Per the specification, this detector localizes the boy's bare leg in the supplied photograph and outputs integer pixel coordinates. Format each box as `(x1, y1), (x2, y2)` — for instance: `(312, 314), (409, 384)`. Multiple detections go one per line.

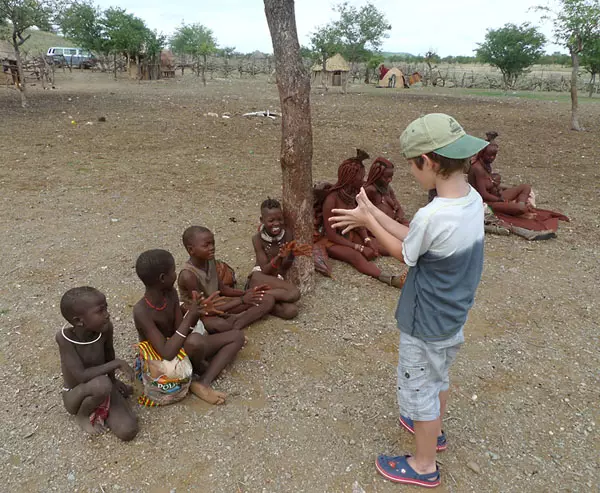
(248, 272), (300, 303)
(203, 315), (235, 333)
(271, 302), (299, 320)
(229, 294), (276, 330)
(408, 420), (439, 475)
(105, 385), (138, 442)
(63, 375), (112, 435)
(187, 331), (244, 405)
(438, 389), (449, 436)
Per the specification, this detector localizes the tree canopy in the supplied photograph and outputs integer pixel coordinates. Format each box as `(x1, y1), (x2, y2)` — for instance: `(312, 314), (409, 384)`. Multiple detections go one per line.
(170, 22), (218, 84)
(476, 23), (546, 89)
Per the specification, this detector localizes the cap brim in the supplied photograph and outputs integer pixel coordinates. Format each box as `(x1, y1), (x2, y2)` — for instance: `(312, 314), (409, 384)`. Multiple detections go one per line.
(434, 134), (489, 159)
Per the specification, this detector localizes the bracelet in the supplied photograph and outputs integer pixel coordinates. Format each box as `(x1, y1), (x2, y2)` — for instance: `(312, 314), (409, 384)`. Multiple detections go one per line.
(175, 330), (188, 338)
(363, 237), (371, 244)
(270, 257), (278, 268)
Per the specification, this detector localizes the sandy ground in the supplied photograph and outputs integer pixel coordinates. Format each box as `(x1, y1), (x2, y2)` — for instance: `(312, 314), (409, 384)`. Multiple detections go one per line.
(0, 72), (599, 492)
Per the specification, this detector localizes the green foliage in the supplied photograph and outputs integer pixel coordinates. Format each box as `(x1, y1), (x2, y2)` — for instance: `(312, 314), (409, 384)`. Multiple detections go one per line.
(333, 1), (390, 64)
(476, 23), (546, 89)
(537, 0), (600, 55)
(538, 51), (572, 65)
(581, 37), (600, 74)
(57, 2), (164, 57)
(0, 0), (54, 45)
(170, 22), (217, 58)
(309, 23), (342, 64)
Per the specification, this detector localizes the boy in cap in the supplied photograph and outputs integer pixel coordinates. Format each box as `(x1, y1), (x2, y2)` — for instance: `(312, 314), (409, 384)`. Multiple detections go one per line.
(330, 114), (488, 487)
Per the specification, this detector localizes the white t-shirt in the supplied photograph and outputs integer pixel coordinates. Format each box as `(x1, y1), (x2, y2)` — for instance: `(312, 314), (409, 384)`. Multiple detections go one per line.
(395, 186), (485, 341)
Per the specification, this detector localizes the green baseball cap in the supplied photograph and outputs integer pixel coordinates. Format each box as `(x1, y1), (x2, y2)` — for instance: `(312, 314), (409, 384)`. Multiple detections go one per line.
(400, 113), (488, 159)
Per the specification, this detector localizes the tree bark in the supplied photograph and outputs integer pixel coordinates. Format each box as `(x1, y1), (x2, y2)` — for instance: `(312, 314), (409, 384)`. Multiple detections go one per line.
(11, 34), (27, 108)
(202, 54), (207, 86)
(113, 52), (117, 80)
(264, 0), (314, 294)
(570, 50), (582, 131)
(589, 73), (596, 98)
(321, 53), (328, 92)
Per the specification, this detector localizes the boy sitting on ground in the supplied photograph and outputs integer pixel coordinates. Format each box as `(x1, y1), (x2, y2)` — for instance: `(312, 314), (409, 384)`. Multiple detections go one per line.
(178, 226), (275, 332)
(133, 249), (244, 405)
(247, 198), (311, 320)
(57, 286), (138, 440)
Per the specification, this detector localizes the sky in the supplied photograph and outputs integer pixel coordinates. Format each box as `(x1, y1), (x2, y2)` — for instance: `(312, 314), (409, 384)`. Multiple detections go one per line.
(92, 0), (564, 56)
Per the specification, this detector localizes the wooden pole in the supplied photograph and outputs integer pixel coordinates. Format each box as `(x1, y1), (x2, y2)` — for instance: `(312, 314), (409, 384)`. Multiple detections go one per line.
(264, 0), (315, 293)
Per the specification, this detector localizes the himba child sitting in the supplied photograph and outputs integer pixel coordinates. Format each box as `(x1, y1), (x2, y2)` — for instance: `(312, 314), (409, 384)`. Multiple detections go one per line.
(247, 198), (311, 320)
(316, 149), (406, 288)
(331, 113), (488, 488)
(178, 226), (275, 332)
(57, 287), (138, 440)
(133, 249), (244, 405)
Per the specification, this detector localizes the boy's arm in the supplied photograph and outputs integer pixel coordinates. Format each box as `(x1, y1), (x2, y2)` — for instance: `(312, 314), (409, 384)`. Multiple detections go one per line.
(133, 303), (195, 361)
(56, 332), (124, 384)
(279, 230), (295, 273)
(361, 197), (410, 241)
(103, 324), (117, 382)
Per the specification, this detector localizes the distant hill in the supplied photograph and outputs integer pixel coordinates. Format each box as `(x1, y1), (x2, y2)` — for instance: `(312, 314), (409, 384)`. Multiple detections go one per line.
(0, 29), (75, 56)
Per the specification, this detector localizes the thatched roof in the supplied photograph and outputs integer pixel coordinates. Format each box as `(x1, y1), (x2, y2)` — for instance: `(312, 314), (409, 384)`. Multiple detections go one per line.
(0, 40), (16, 62)
(312, 53), (350, 72)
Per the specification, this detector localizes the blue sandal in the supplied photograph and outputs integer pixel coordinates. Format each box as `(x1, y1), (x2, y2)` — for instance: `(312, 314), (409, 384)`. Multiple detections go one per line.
(399, 415), (447, 452)
(376, 454), (441, 487)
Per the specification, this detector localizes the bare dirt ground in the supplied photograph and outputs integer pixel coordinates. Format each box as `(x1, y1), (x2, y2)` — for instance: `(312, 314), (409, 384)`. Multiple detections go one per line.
(0, 73), (599, 492)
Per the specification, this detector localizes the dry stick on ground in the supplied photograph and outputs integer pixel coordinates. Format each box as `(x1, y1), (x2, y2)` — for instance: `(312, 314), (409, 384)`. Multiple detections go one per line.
(264, 0), (315, 294)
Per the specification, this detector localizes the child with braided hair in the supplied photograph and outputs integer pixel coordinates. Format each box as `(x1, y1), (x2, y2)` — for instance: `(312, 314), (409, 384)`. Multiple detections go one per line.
(247, 198), (311, 320)
(317, 150), (406, 288)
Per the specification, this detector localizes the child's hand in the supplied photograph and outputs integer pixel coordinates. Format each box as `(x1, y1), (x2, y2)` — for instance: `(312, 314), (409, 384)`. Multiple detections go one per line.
(362, 246), (377, 260)
(116, 359), (135, 381)
(198, 291), (226, 316)
(278, 241), (295, 258)
(115, 380), (133, 398)
(242, 286), (269, 306)
(291, 242), (313, 257)
(330, 188), (374, 234)
(368, 239), (380, 257)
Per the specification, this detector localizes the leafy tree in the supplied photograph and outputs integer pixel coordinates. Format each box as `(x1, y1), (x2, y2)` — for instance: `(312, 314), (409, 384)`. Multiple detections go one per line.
(476, 23), (546, 89)
(0, 0), (53, 107)
(309, 23), (341, 90)
(170, 22), (218, 85)
(333, 1), (391, 80)
(365, 53), (384, 83)
(537, 0), (600, 130)
(57, 1), (106, 56)
(581, 37), (600, 96)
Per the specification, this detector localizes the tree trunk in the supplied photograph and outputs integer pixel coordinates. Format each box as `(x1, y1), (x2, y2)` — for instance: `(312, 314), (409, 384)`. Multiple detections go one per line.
(321, 53), (328, 92)
(264, 0), (314, 294)
(570, 50), (582, 131)
(11, 35), (27, 108)
(589, 73), (596, 98)
(113, 52), (117, 80)
(202, 54), (207, 86)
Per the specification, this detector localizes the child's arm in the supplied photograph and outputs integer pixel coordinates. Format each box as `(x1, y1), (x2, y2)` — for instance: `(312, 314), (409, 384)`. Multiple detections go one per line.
(133, 302), (198, 361)
(56, 332), (128, 384)
(358, 190), (410, 241)
(103, 325), (133, 396)
(252, 234), (282, 276)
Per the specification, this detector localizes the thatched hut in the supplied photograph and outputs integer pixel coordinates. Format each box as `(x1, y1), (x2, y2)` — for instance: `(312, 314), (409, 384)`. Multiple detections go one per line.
(311, 53), (350, 87)
(0, 40), (19, 86)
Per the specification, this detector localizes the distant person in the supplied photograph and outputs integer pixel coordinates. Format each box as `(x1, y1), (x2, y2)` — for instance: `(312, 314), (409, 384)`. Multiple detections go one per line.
(57, 287), (138, 440)
(469, 131), (569, 240)
(330, 114), (488, 488)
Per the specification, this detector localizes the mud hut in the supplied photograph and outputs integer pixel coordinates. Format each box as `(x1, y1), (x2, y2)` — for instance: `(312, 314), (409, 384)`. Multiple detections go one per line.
(0, 40), (19, 86)
(311, 53), (350, 87)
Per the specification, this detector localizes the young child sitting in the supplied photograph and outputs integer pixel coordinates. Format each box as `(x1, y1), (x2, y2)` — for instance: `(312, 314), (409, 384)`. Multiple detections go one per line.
(57, 287), (138, 440)
(331, 113), (488, 488)
(178, 226), (275, 332)
(133, 249), (244, 405)
(247, 198), (310, 320)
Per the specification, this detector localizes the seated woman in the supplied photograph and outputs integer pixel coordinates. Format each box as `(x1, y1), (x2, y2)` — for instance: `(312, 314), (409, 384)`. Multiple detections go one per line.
(469, 132), (568, 240)
(364, 157), (410, 227)
(315, 150), (406, 288)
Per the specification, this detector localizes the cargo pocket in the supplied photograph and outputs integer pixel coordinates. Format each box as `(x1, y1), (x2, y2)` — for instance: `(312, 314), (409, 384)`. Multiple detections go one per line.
(398, 364), (429, 392)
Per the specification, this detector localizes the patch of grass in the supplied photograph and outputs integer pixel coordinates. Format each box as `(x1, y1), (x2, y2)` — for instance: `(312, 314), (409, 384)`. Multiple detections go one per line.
(0, 308), (10, 315)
